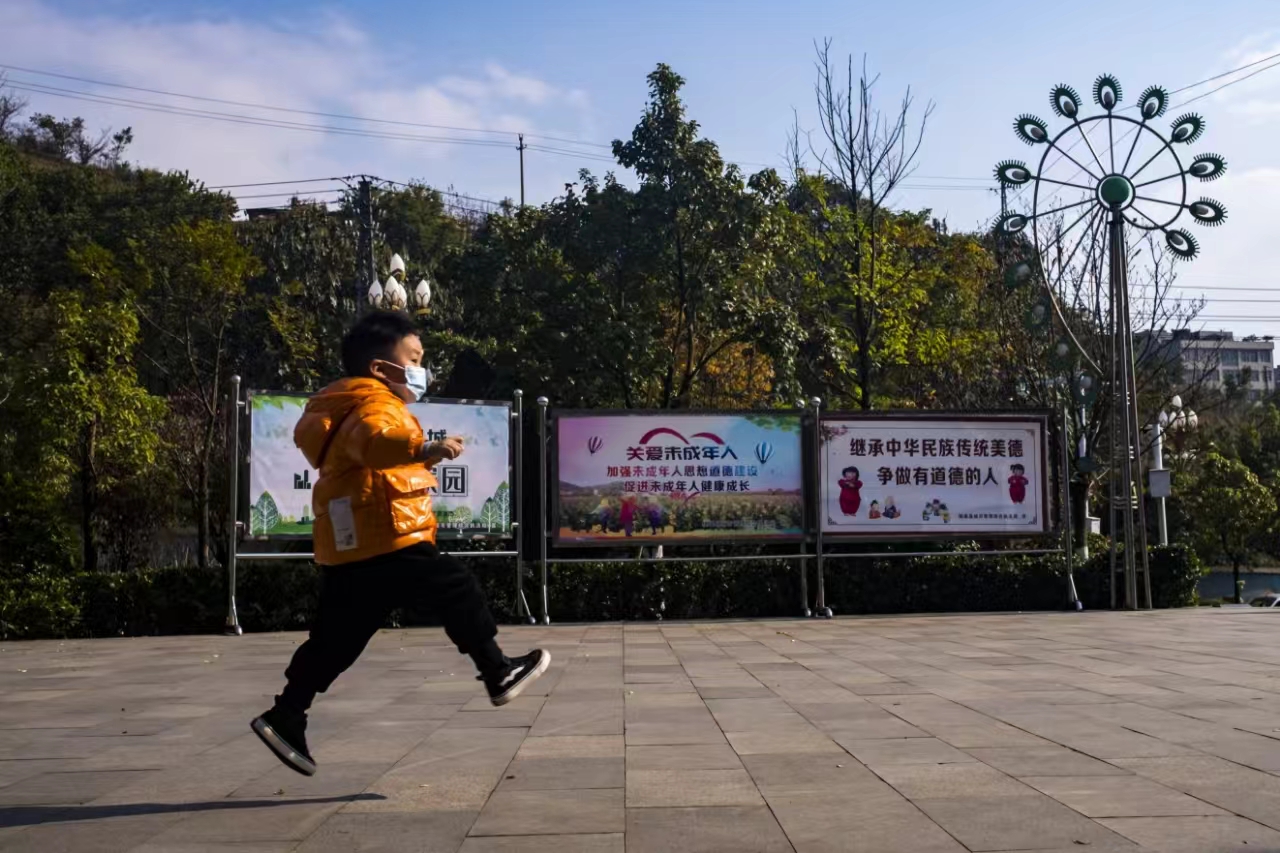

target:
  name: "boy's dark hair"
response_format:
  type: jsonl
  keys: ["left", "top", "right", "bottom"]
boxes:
{"left": 341, "top": 311, "right": 419, "bottom": 377}
{"left": 842, "top": 466, "right": 859, "bottom": 477}
{"left": 1011, "top": 463, "right": 1025, "bottom": 473}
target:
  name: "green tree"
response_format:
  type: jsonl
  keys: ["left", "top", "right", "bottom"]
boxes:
{"left": 480, "top": 498, "right": 499, "bottom": 532}
{"left": 1181, "top": 452, "right": 1276, "bottom": 602}
{"left": 103, "top": 221, "right": 261, "bottom": 569}
{"left": 24, "top": 289, "right": 165, "bottom": 572}
{"left": 252, "top": 492, "right": 281, "bottom": 534}
{"left": 492, "top": 482, "right": 511, "bottom": 530}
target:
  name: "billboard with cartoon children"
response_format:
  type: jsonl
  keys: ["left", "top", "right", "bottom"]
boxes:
{"left": 554, "top": 412, "right": 804, "bottom": 544}
{"left": 820, "top": 415, "right": 1049, "bottom": 537}
{"left": 247, "top": 393, "right": 513, "bottom": 539}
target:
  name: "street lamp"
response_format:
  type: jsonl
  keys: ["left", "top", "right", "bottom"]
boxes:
{"left": 1150, "top": 395, "right": 1199, "bottom": 545}
{"left": 367, "top": 252, "right": 433, "bottom": 315}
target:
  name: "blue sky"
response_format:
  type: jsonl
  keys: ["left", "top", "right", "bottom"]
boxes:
{"left": 2, "top": 0, "right": 1278, "bottom": 340}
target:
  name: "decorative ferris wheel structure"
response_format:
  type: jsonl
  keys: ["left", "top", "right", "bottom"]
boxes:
{"left": 993, "top": 74, "right": 1227, "bottom": 610}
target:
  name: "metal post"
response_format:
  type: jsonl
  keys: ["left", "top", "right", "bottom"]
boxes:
{"left": 1117, "top": 246, "right": 1154, "bottom": 610}
{"left": 810, "top": 397, "right": 831, "bottom": 618}
{"left": 225, "top": 376, "right": 243, "bottom": 636}
{"left": 517, "top": 134, "right": 527, "bottom": 207}
{"left": 1062, "top": 404, "right": 1080, "bottom": 610}
{"left": 537, "top": 397, "right": 551, "bottom": 625}
{"left": 799, "top": 544, "right": 811, "bottom": 618}
{"left": 1108, "top": 213, "right": 1139, "bottom": 610}
{"left": 1151, "top": 423, "right": 1168, "bottom": 547}
{"left": 356, "top": 178, "right": 375, "bottom": 316}
{"left": 1107, "top": 221, "right": 1120, "bottom": 611}
{"left": 513, "top": 391, "right": 534, "bottom": 623}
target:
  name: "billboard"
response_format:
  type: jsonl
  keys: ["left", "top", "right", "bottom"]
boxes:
{"left": 820, "top": 415, "right": 1049, "bottom": 538}
{"left": 554, "top": 412, "right": 804, "bottom": 545}
{"left": 247, "top": 393, "right": 512, "bottom": 539}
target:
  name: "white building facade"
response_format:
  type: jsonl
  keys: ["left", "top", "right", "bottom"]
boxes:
{"left": 1177, "top": 331, "right": 1276, "bottom": 401}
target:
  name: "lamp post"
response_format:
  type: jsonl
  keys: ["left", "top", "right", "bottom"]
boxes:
{"left": 367, "top": 252, "right": 432, "bottom": 315}
{"left": 1150, "top": 395, "right": 1199, "bottom": 546}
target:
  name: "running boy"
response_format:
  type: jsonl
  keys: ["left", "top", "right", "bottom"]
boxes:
{"left": 251, "top": 311, "right": 548, "bottom": 777}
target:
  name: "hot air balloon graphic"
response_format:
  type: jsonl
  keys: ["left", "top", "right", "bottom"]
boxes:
{"left": 587, "top": 436, "right": 603, "bottom": 455}
{"left": 755, "top": 441, "right": 773, "bottom": 465}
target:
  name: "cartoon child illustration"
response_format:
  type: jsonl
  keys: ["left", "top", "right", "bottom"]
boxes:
{"left": 838, "top": 466, "right": 863, "bottom": 517}
{"left": 596, "top": 495, "right": 612, "bottom": 532}
{"left": 931, "top": 499, "right": 943, "bottom": 517}
{"left": 922, "top": 504, "right": 932, "bottom": 522}
{"left": 940, "top": 503, "right": 950, "bottom": 523}
{"left": 1008, "top": 464, "right": 1029, "bottom": 505}
{"left": 883, "top": 497, "right": 900, "bottom": 519}
{"left": 868, "top": 500, "right": 882, "bottom": 519}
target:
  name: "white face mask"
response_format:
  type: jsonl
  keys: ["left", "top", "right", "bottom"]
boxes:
{"left": 403, "top": 365, "right": 431, "bottom": 401}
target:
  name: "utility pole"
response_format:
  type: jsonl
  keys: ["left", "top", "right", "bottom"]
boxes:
{"left": 355, "top": 176, "right": 375, "bottom": 316}
{"left": 517, "top": 134, "right": 526, "bottom": 207}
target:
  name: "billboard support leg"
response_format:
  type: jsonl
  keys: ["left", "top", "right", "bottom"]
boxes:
{"left": 799, "top": 540, "right": 812, "bottom": 618}
{"left": 1062, "top": 404, "right": 1081, "bottom": 611}
{"left": 537, "top": 397, "right": 551, "bottom": 625}
{"left": 811, "top": 397, "right": 831, "bottom": 618}
{"left": 225, "top": 376, "right": 243, "bottom": 636}
{"left": 513, "top": 391, "right": 534, "bottom": 623}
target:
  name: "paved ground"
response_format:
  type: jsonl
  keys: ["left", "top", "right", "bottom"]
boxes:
{"left": 5, "top": 611, "right": 1280, "bottom": 851}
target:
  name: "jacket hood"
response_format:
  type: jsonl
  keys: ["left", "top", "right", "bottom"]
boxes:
{"left": 295, "top": 377, "right": 400, "bottom": 468}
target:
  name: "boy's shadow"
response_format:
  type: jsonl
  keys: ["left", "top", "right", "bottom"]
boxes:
{"left": 0, "top": 793, "right": 385, "bottom": 828}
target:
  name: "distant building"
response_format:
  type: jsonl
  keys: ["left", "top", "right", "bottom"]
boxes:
{"left": 1173, "top": 330, "right": 1276, "bottom": 401}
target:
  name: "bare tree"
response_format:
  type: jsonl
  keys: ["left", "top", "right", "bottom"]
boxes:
{"left": 809, "top": 39, "right": 934, "bottom": 408}
{"left": 0, "top": 76, "right": 28, "bottom": 139}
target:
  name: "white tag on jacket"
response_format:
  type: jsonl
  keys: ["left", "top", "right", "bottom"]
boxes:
{"left": 329, "top": 497, "right": 358, "bottom": 551}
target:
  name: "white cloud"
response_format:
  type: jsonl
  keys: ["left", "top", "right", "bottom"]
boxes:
{"left": 0, "top": 0, "right": 596, "bottom": 204}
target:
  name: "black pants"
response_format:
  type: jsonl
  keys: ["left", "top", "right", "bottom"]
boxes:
{"left": 281, "top": 543, "right": 503, "bottom": 709}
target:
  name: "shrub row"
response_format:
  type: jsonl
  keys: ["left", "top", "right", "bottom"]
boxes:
{"left": 0, "top": 543, "right": 1205, "bottom": 640}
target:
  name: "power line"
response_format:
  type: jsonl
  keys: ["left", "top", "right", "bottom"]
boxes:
{"left": 3, "top": 80, "right": 521, "bottom": 149}
{"left": 0, "top": 62, "right": 611, "bottom": 151}
{"left": 207, "top": 177, "right": 347, "bottom": 190}
{"left": 233, "top": 189, "right": 345, "bottom": 200}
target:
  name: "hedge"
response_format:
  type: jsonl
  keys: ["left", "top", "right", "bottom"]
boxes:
{"left": 0, "top": 543, "right": 1206, "bottom": 640}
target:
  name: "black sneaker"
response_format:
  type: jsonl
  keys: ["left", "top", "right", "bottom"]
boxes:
{"left": 251, "top": 706, "right": 316, "bottom": 776}
{"left": 482, "top": 649, "right": 551, "bottom": 706}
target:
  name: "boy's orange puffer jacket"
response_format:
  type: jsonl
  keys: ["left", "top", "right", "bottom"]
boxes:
{"left": 294, "top": 377, "right": 438, "bottom": 565}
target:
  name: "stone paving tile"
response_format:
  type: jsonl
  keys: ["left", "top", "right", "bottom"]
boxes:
{"left": 966, "top": 745, "right": 1132, "bottom": 777}
{"left": 872, "top": 761, "right": 1040, "bottom": 799}
{"left": 625, "top": 805, "right": 792, "bottom": 853}
{"left": 11, "top": 612, "right": 1280, "bottom": 849}
{"left": 836, "top": 736, "right": 977, "bottom": 767}
{"left": 293, "top": 810, "right": 478, "bottom": 852}
{"left": 0, "top": 812, "right": 182, "bottom": 853}
{"left": 515, "top": 735, "right": 624, "bottom": 759}
{"left": 1099, "top": 815, "right": 1280, "bottom": 851}
{"left": 1023, "top": 774, "right": 1228, "bottom": 817}
{"left": 0, "top": 770, "right": 156, "bottom": 805}
{"left": 913, "top": 793, "right": 1136, "bottom": 851}
{"left": 767, "top": 790, "right": 968, "bottom": 853}
{"left": 626, "top": 768, "right": 763, "bottom": 807}
{"left": 497, "top": 756, "right": 624, "bottom": 791}
{"left": 458, "top": 834, "right": 624, "bottom": 853}
{"left": 469, "top": 788, "right": 624, "bottom": 837}
{"left": 625, "top": 743, "right": 743, "bottom": 771}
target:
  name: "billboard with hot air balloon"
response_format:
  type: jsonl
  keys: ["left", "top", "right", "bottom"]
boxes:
{"left": 554, "top": 413, "right": 804, "bottom": 544}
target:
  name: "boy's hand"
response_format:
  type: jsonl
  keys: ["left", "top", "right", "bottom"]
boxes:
{"left": 422, "top": 436, "right": 465, "bottom": 464}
